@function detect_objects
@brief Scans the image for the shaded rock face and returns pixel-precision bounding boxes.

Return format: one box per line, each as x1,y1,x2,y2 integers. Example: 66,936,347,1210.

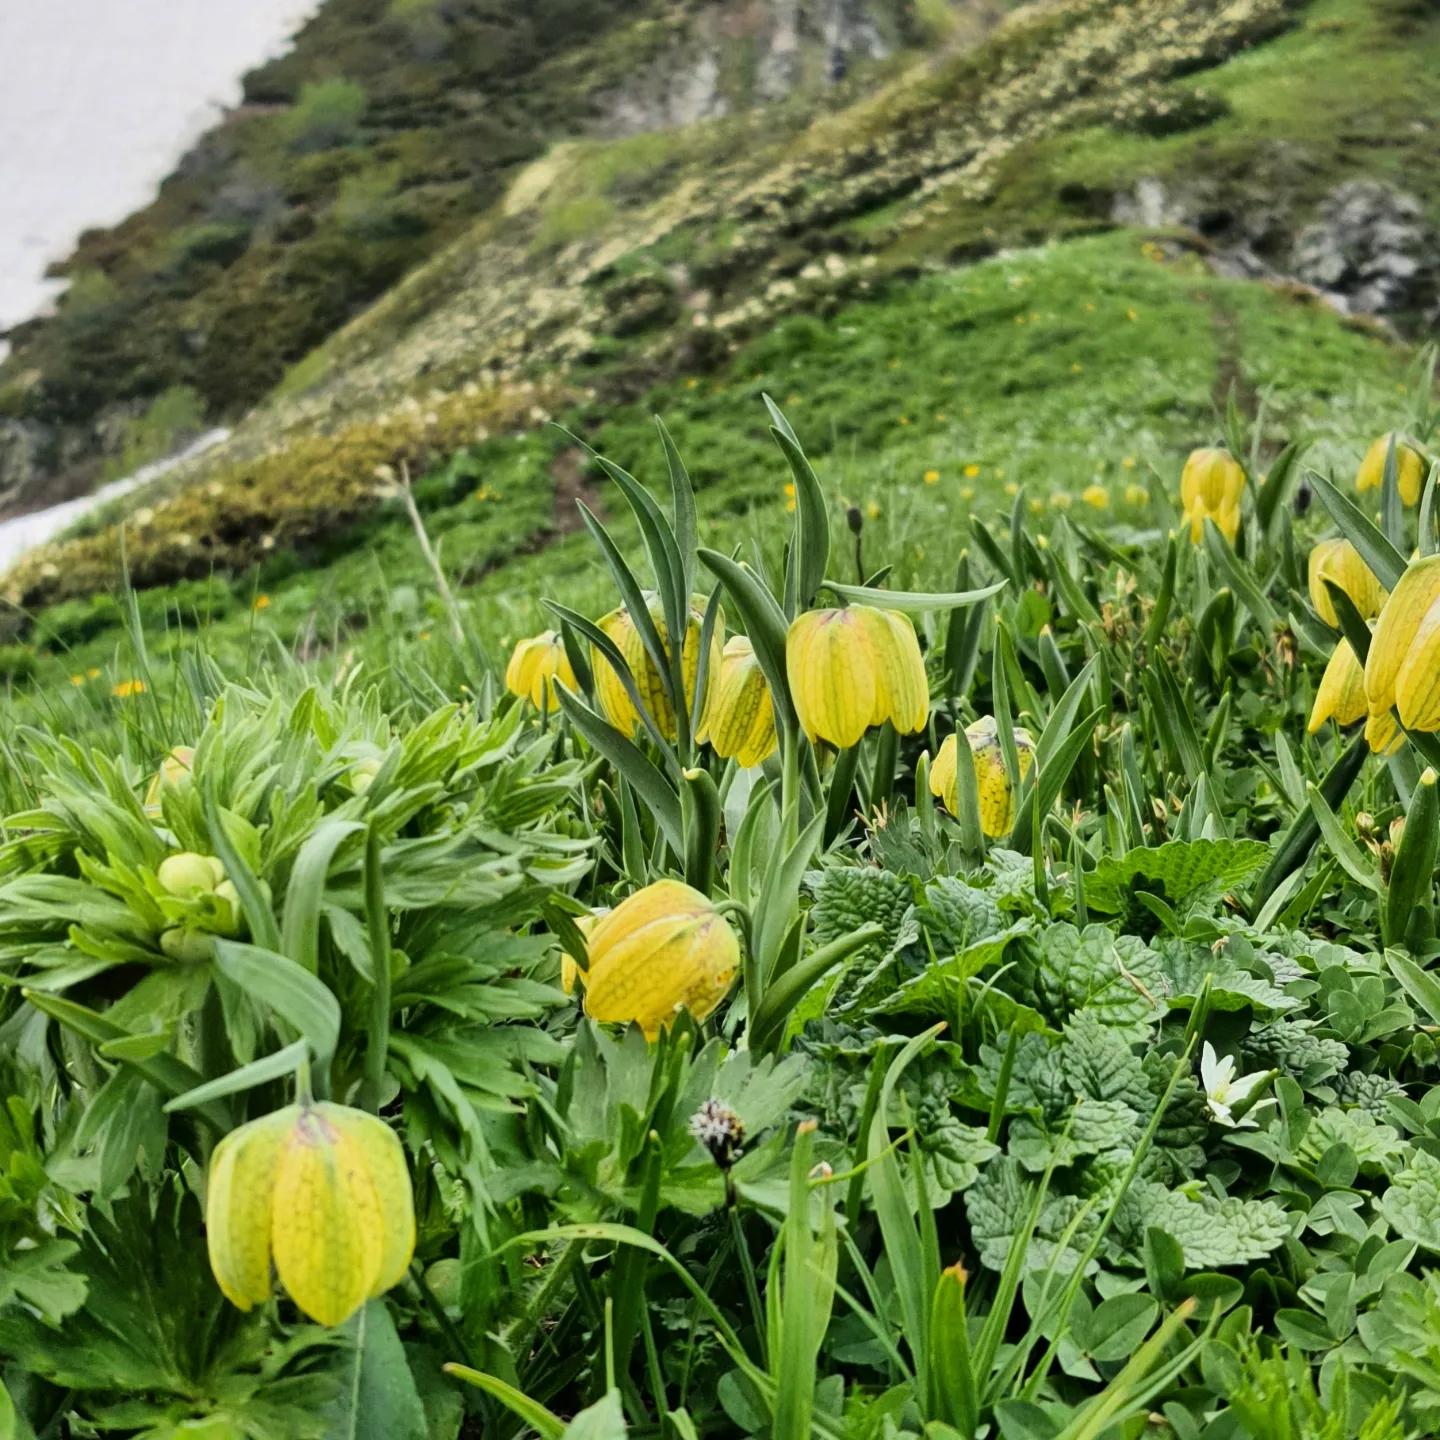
1113,174,1439,326
598,0,894,135
1290,180,1431,319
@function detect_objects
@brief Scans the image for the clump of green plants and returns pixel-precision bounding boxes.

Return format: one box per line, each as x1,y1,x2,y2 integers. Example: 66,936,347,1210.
2,377,1440,1438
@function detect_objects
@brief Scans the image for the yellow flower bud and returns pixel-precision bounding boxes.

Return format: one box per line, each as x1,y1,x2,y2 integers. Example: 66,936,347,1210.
1081,484,1110,510
929,718,1035,837
504,630,577,713
1365,554,1440,736
578,880,738,1040
593,597,722,741
206,1102,415,1327
1307,539,1384,628
158,852,221,897
697,636,778,767
1357,432,1426,507
786,604,928,749
1124,483,1150,507
1179,447,1245,544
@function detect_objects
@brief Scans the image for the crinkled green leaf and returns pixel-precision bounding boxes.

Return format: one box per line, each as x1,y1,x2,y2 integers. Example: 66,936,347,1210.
1086,838,1270,916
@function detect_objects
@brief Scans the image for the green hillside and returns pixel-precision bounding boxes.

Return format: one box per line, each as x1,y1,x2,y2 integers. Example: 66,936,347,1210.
4,3,1440,1437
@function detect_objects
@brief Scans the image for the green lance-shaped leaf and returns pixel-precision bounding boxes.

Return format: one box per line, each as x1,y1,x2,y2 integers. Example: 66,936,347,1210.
1386,768,1439,949
820,578,1007,613
1254,732,1370,902
766,395,829,616
1254,438,1308,542
214,939,342,1075
1309,470,1408,591
698,547,796,734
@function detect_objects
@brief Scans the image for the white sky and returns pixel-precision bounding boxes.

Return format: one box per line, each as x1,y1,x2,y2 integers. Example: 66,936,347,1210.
0,0,316,333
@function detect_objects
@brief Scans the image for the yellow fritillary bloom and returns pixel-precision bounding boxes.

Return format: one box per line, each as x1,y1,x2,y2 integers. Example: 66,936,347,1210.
206,1103,415,1327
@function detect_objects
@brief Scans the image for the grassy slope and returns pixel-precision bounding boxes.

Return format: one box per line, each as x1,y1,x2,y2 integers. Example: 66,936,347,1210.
11,229,1414,733
1,0,1435,711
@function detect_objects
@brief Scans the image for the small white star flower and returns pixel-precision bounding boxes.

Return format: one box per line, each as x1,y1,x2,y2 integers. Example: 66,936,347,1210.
1200,1042,1276,1129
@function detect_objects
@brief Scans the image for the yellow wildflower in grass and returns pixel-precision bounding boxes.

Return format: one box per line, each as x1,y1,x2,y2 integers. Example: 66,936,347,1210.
1122,456,1138,470
1356,433,1426,507
253,594,271,612
593,597,722,742
960,486,976,503
1365,554,1440,741
865,501,882,520
964,463,981,479
1126,307,1139,321
899,415,911,426
504,630,577,713
786,604,928,749
1029,498,1045,516
1081,484,1110,510
929,717,1036,837
1308,634,1401,753
1179,447,1245,543
1003,481,1019,497
784,481,796,513
1124,483,1150,507
1071,362,1084,374
923,468,941,486
697,636,778,767
1307,539,1385,628
1050,492,1073,511
112,679,146,699
206,1102,415,1327
574,879,738,1039
70,673,85,687
88,667,100,679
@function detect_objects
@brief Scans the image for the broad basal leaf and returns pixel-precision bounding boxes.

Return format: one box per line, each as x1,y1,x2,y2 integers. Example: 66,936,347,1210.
1086,839,1269,916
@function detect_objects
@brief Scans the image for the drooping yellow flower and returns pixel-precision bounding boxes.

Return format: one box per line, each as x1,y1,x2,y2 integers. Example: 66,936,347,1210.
504,630,577,713
1365,554,1440,737
786,605,928,749
1081,484,1110,510
577,880,738,1039
1307,539,1385,628
206,1103,415,1327
1179,447,1245,543
1357,433,1426,507
592,597,723,741
1308,639,1370,732
697,636,778,767
929,717,1035,837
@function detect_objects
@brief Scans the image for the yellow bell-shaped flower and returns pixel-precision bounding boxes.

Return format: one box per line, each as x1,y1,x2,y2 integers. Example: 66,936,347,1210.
1365,554,1440,736
593,596,722,741
1357,433,1426,508
929,717,1036,837
206,1102,415,1327
786,604,928,749
1179,447,1245,544
1308,638,1371,733
697,636,778,767
576,879,738,1040
1307,539,1385,628
504,630,577,713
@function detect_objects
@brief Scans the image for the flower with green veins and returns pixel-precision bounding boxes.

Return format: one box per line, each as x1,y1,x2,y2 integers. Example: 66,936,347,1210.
1200,1042,1276,1129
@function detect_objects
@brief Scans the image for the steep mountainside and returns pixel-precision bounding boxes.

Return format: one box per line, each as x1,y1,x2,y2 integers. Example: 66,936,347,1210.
0,0,961,512
2,0,1438,640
